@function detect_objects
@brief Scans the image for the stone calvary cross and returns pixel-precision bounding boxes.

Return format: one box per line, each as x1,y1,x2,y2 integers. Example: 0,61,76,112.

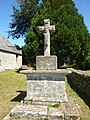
38,19,55,56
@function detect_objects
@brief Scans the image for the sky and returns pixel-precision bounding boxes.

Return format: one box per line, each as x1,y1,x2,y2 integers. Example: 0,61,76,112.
0,0,90,47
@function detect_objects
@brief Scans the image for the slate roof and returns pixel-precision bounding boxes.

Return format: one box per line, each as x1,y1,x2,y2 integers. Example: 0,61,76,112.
0,35,22,55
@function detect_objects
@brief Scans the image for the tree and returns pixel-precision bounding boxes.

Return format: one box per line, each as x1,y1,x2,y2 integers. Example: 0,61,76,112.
8,0,39,39
9,0,90,69
24,0,90,69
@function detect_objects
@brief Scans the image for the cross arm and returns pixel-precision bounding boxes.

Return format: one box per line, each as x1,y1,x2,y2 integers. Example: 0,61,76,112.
38,26,45,31
49,25,55,31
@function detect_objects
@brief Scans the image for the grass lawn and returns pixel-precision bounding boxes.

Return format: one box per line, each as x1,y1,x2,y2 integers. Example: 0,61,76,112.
0,70,90,120
0,70,26,120
66,79,90,120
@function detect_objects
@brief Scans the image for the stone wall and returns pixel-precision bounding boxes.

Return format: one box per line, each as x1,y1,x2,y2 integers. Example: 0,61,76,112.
0,51,22,71
67,69,90,99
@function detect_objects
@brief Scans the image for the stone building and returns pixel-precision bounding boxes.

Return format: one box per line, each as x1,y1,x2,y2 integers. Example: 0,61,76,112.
0,35,22,71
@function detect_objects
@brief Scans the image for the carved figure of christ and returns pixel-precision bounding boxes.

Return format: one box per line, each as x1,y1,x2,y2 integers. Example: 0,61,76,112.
39,19,55,56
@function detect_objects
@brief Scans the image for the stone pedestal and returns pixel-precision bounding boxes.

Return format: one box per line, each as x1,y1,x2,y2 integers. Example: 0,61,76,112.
20,69,71,104
36,55,57,70
27,80,67,103
27,73,67,103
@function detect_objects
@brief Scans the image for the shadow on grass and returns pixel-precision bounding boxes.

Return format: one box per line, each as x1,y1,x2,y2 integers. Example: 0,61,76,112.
67,78,90,108
11,90,26,102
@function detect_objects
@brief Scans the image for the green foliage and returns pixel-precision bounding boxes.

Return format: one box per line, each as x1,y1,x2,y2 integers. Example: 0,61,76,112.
48,103,60,108
8,0,39,39
10,0,90,69
24,0,90,69
37,118,49,120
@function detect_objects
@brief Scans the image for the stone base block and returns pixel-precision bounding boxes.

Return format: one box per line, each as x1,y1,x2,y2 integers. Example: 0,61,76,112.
36,55,57,70
4,97,80,120
26,73,68,103
26,80,68,103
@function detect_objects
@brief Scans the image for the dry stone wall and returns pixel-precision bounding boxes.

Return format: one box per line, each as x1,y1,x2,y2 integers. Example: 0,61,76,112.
67,69,90,99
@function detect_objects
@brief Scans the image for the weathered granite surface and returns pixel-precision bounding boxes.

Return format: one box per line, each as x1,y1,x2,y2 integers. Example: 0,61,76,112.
20,69,72,104
36,55,57,70
38,19,55,56
3,96,80,120
20,69,71,75
26,80,67,103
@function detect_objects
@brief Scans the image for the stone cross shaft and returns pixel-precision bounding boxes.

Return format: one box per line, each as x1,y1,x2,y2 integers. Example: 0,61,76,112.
39,19,55,56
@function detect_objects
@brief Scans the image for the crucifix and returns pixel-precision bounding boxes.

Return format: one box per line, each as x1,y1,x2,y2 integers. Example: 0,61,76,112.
38,19,55,56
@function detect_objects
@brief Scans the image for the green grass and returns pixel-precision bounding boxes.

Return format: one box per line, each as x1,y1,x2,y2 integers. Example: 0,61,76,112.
0,70,26,120
66,79,90,120
0,70,90,120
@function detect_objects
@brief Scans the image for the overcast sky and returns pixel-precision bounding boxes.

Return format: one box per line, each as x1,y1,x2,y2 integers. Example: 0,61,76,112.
0,0,90,47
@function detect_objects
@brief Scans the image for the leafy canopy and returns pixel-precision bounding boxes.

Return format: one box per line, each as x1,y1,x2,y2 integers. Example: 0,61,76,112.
8,0,39,39
9,0,90,69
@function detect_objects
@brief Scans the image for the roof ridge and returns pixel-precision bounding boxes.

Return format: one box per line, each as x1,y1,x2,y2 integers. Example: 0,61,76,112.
0,35,22,55
0,34,15,46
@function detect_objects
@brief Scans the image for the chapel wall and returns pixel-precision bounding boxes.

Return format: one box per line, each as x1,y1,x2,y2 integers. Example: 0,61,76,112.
16,54,22,69
0,51,22,71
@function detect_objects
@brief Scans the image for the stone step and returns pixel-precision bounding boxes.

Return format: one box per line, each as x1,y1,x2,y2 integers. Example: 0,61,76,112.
3,97,80,120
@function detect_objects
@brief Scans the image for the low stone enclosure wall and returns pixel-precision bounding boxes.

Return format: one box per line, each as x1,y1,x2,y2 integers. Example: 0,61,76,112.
67,69,90,101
